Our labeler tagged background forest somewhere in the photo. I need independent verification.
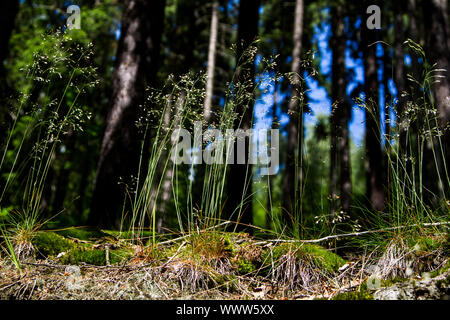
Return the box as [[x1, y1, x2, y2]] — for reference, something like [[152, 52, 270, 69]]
[[0, 0, 449, 300]]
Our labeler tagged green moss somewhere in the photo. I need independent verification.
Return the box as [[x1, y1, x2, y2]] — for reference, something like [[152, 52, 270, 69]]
[[380, 276, 409, 287], [33, 232, 75, 256], [332, 290, 374, 300], [60, 248, 106, 265], [301, 244, 346, 273], [32, 231, 131, 265], [55, 228, 106, 241], [103, 230, 155, 240], [263, 243, 346, 274], [236, 258, 256, 274]]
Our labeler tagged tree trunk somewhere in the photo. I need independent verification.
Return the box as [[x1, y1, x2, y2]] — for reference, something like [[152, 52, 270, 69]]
[[89, 0, 166, 228], [203, 0, 219, 123], [282, 0, 304, 225], [0, 0, 19, 76], [266, 75, 278, 230], [52, 132, 76, 214], [394, 0, 407, 153], [0, 0, 20, 128], [330, 4, 351, 216], [423, 0, 450, 197], [227, 0, 260, 231], [362, 4, 385, 212]]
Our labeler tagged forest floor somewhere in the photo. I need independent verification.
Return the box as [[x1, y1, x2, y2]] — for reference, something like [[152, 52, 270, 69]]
[[0, 227, 449, 300]]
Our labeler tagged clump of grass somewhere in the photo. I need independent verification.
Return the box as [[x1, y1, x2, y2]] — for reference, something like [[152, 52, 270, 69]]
[[166, 259, 222, 293], [0, 31, 97, 267], [175, 231, 234, 275], [368, 232, 448, 281], [262, 242, 345, 292], [0, 226, 21, 272]]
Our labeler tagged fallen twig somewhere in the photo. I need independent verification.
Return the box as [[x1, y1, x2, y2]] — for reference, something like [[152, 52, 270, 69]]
[[253, 221, 450, 245]]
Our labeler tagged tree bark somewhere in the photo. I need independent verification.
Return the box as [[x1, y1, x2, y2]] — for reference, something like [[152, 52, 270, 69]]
[[362, 4, 385, 212], [203, 0, 219, 123], [330, 4, 351, 215], [89, 0, 166, 228], [423, 0, 450, 192], [0, 0, 19, 76], [282, 0, 304, 225], [227, 0, 260, 231], [0, 0, 20, 128], [394, 0, 406, 130], [267, 75, 278, 230]]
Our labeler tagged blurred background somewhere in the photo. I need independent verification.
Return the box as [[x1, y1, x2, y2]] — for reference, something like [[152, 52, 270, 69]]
[[0, 0, 448, 238]]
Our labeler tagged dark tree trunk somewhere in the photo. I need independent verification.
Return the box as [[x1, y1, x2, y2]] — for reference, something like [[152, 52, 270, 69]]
[[330, 4, 351, 215], [394, 0, 407, 153], [361, 4, 385, 212], [52, 133, 76, 214], [423, 0, 450, 199], [227, 0, 260, 231], [0, 0, 20, 128], [383, 48, 392, 205], [0, 0, 19, 76], [282, 0, 304, 226], [266, 75, 278, 230], [89, 0, 166, 228]]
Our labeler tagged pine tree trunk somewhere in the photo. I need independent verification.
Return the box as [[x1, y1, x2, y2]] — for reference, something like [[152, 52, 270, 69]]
[[0, 0, 19, 76], [423, 0, 450, 196], [362, 5, 385, 212], [282, 0, 304, 225], [226, 0, 260, 231], [266, 76, 278, 230], [394, 0, 407, 153], [330, 4, 351, 215], [0, 0, 20, 128], [89, 0, 165, 228], [203, 0, 219, 123]]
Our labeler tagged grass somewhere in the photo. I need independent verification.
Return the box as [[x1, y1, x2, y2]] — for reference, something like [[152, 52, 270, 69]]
[[0, 33, 448, 299], [0, 31, 96, 270]]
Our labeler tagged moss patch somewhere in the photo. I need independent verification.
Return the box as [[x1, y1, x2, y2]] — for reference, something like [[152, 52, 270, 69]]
[[332, 290, 374, 300], [32, 231, 131, 266], [332, 283, 374, 300], [263, 243, 346, 274], [33, 232, 74, 256], [54, 228, 107, 241], [236, 258, 256, 274]]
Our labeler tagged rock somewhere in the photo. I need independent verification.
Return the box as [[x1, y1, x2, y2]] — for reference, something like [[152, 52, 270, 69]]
[[374, 271, 450, 300]]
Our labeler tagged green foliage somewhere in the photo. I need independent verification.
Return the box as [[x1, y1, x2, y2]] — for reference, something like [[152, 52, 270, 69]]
[[332, 290, 374, 300], [236, 258, 256, 274], [55, 227, 107, 241], [263, 242, 345, 274], [33, 232, 74, 256], [31, 231, 131, 265], [0, 225, 21, 272]]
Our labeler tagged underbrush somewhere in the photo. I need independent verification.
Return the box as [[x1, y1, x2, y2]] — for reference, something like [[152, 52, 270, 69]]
[[0, 225, 448, 299]]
